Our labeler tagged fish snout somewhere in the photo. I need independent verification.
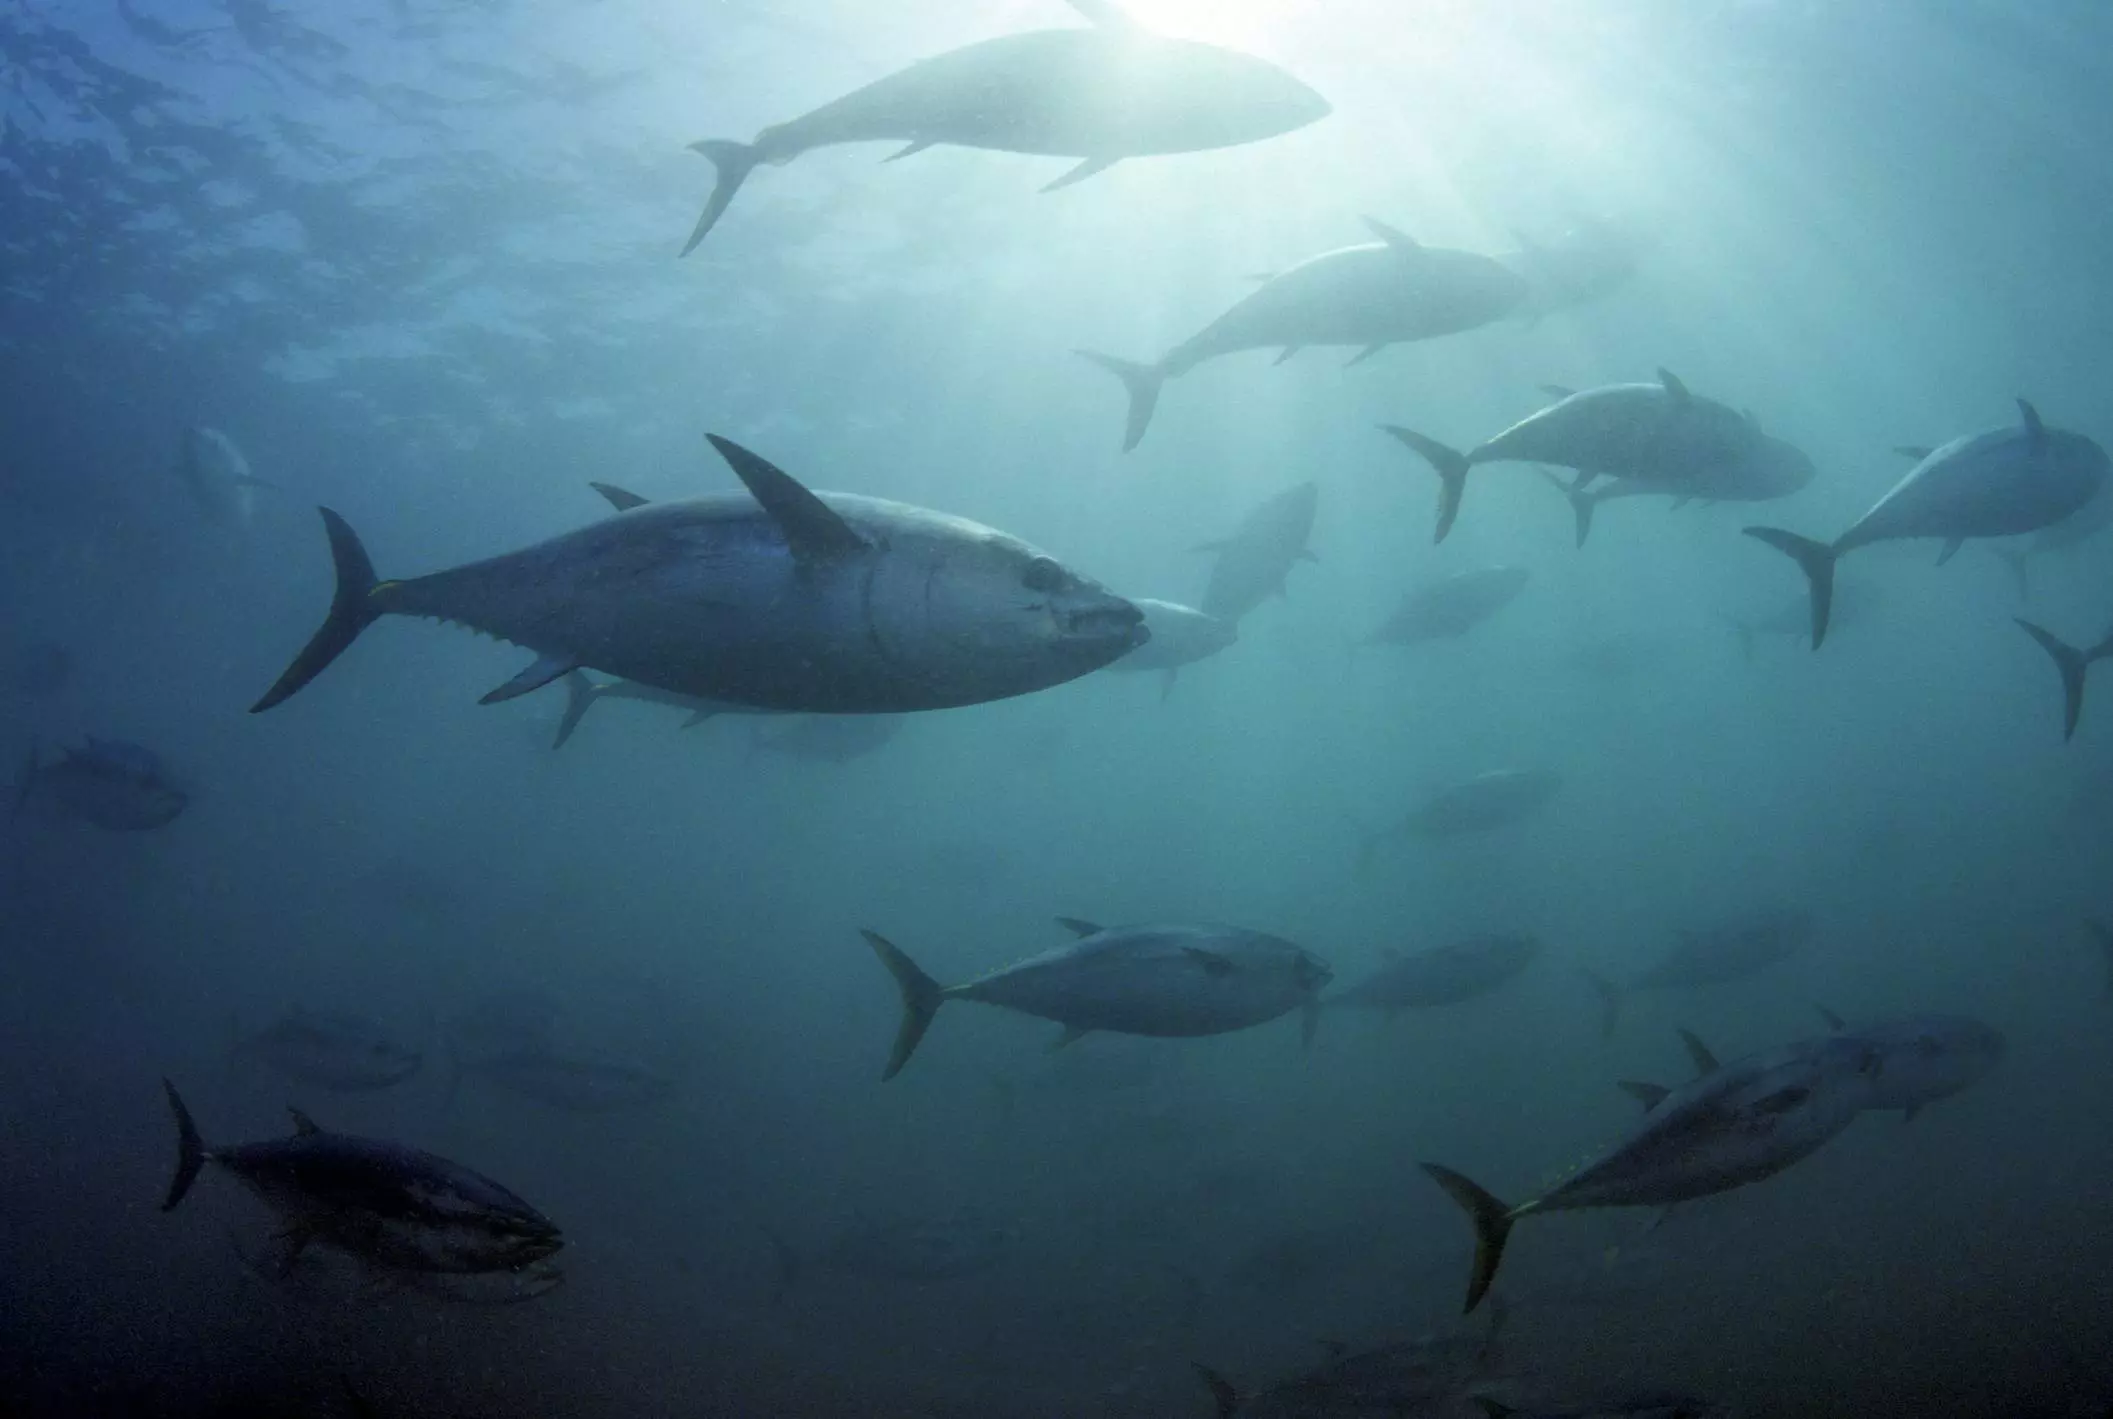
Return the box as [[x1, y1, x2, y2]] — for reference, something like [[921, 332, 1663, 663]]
[[1065, 595, 1148, 650]]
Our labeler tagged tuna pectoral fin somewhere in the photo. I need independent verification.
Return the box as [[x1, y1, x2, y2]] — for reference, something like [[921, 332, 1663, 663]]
[[1580, 967, 1623, 1040], [1040, 155, 1117, 192], [1075, 350, 1166, 453], [1379, 425, 1473, 544], [1617, 1079, 1671, 1110], [2016, 619, 2093, 741], [479, 652, 582, 706], [679, 139, 760, 257], [553, 672, 598, 750], [250, 507, 382, 713], [1420, 1163, 1516, 1315], [1192, 1364, 1242, 1419], [1742, 527, 1839, 649], [860, 929, 948, 1081], [160, 1078, 208, 1212]]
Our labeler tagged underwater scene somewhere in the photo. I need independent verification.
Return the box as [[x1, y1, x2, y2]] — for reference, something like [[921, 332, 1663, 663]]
[[3, 1, 2113, 1414]]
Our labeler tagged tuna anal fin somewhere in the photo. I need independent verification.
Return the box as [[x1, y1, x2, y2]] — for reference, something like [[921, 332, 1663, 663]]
[[479, 652, 582, 706], [1041, 156, 1117, 192], [707, 434, 868, 562]]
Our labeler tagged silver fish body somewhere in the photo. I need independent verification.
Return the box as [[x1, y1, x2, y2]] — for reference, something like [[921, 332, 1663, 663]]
[[1198, 481, 1319, 624], [234, 1009, 423, 1092], [1363, 566, 1530, 646]]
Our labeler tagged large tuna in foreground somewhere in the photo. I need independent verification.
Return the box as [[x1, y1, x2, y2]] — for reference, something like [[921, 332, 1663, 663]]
[[679, 0, 1328, 253], [251, 435, 1144, 716]]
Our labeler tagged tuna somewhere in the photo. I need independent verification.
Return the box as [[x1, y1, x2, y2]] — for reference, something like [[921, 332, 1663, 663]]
[[1195, 1310, 1505, 1418], [12, 738, 189, 831], [1422, 1030, 1883, 1311], [1357, 769, 1563, 873], [1324, 934, 1541, 1016], [250, 434, 1144, 716], [1584, 907, 1813, 1037], [1383, 371, 1765, 542], [232, 1009, 424, 1092], [1500, 220, 1648, 318], [2012, 616, 2113, 742], [176, 426, 275, 528], [1079, 220, 1527, 450], [1539, 423, 1816, 547], [160, 1080, 562, 1279], [678, 0, 1328, 253], [1745, 399, 2109, 646], [1101, 597, 1239, 698], [861, 917, 1332, 1080], [452, 1045, 676, 1113], [1360, 566, 1530, 647], [1196, 481, 1320, 624]]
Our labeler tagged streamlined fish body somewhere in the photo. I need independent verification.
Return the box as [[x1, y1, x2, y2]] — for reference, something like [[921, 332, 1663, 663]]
[[1363, 566, 1530, 647], [250, 436, 1143, 717], [1326, 934, 1541, 1013], [233, 1009, 423, 1092], [1197, 481, 1319, 624]]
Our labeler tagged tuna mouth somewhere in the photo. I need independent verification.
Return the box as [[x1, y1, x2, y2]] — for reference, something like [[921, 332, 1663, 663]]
[[1067, 601, 1148, 645]]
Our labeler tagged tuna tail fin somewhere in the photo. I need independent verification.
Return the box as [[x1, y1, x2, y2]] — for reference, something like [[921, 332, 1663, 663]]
[[1534, 467, 1597, 547], [1989, 544, 2032, 601], [2015, 619, 2093, 741], [1741, 527, 1838, 648], [2086, 919, 2113, 1003], [250, 508, 382, 713], [1075, 351, 1165, 453], [679, 139, 760, 256], [1420, 1163, 1516, 1314], [553, 672, 598, 751], [1191, 1364, 1241, 1419], [1379, 425, 1472, 544], [860, 929, 948, 1081], [1580, 967, 1623, 1040], [160, 1078, 208, 1212]]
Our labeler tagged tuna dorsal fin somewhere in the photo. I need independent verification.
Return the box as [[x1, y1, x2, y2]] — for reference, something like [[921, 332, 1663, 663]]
[[1815, 1003, 1848, 1032], [2018, 397, 2045, 446], [1361, 217, 1422, 252], [590, 481, 650, 511], [1183, 946, 1236, 977], [288, 1107, 322, 1136], [1935, 537, 1965, 566], [1676, 1028, 1720, 1077], [1538, 383, 1577, 400], [1893, 444, 1934, 460], [478, 651, 582, 706], [1055, 916, 1103, 937], [1657, 368, 1690, 404], [1064, 0, 1140, 28], [1617, 1079, 1671, 1110], [1050, 1024, 1092, 1051], [705, 435, 868, 563]]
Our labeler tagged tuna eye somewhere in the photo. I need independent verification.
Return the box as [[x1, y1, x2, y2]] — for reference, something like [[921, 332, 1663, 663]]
[[1021, 557, 1065, 593]]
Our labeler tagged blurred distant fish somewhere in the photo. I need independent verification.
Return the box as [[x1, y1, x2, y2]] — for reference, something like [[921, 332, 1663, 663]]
[[1501, 220, 1648, 318], [177, 426, 275, 528], [1421, 1030, 1882, 1311], [1584, 907, 1813, 1036], [160, 1080, 562, 1281], [678, 0, 1328, 253], [2, 640, 71, 698], [1079, 220, 1526, 450], [1746, 399, 2108, 647], [861, 917, 1332, 1080], [1222, 1220, 1369, 1296], [251, 434, 1143, 716], [553, 669, 759, 750], [446, 990, 563, 1062], [752, 713, 904, 764], [12, 738, 189, 830], [232, 1008, 423, 1092], [453, 1044, 676, 1113], [1360, 566, 1530, 648], [1322, 934, 1541, 1023], [1984, 476, 2113, 598], [1809, 1007, 2004, 1121], [1384, 371, 1768, 542], [2012, 614, 2113, 742], [1196, 481, 1319, 625], [1357, 769, 1563, 873], [1102, 598, 1238, 698], [1725, 580, 1884, 661], [1195, 1307, 1504, 1417], [769, 1215, 1017, 1286]]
